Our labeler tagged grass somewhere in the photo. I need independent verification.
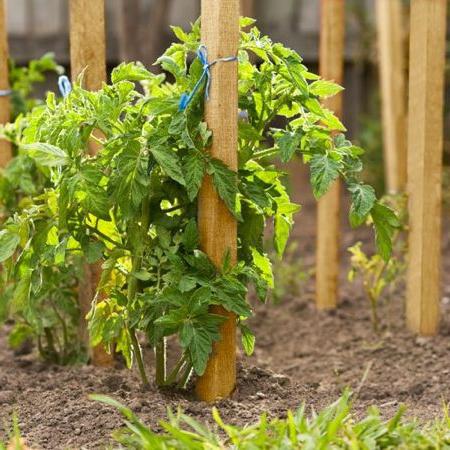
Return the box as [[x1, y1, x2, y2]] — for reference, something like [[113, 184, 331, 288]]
[[91, 391, 450, 449]]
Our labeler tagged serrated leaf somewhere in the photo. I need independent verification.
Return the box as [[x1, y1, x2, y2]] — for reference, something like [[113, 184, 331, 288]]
[[182, 219, 199, 251], [309, 79, 344, 98], [150, 146, 185, 186], [111, 62, 152, 83], [348, 183, 376, 227], [0, 230, 20, 263], [21, 143, 69, 167], [310, 154, 340, 198], [370, 202, 399, 261], [208, 159, 237, 215], [183, 151, 206, 201], [251, 248, 274, 288], [275, 131, 301, 163], [240, 324, 255, 356]]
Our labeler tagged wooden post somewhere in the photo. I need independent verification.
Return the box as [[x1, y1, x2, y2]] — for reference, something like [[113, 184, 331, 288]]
[[315, 0, 345, 310], [240, 0, 254, 17], [0, 0, 11, 168], [406, 0, 447, 336], [69, 0, 112, 366], [196, 0, 239, 402], [376, 0, 407, 194]]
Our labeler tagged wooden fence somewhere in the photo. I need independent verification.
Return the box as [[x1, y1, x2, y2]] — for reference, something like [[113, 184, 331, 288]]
[[0, 0, 448, 400]]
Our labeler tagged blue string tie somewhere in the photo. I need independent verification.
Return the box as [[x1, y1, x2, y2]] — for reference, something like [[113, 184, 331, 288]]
[[0, 89, 12, 97], [58, 75, 72, 98], [179, 44, 237, 111]]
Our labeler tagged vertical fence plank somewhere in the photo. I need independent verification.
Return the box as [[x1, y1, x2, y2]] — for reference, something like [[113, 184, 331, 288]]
[[406, 0, 447, 336], [0, 0, 11, 168], [196, 0, 239, 402], [315, 0, 345, 310], [376, 0, 407, 194], [69, 0, 112, 366]]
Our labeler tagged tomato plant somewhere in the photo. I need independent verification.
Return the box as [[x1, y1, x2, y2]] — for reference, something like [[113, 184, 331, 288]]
[[0, 19, 398, 385]]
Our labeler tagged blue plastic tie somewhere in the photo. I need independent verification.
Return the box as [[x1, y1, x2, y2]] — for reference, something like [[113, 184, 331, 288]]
[[58, 75, 72, 98], [0, 89, 12, 97], [179, 45, 237, 111]]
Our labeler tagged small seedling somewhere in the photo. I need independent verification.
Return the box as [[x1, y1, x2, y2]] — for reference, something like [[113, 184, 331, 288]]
[[348, 194, 407, 332]]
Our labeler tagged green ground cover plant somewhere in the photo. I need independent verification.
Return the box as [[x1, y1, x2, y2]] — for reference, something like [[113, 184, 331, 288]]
[[0, 19, 398, 386], [93, 392, 450, 449]]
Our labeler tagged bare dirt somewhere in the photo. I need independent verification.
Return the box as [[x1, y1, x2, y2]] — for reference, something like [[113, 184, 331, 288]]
[[1, 167, 450, 449]]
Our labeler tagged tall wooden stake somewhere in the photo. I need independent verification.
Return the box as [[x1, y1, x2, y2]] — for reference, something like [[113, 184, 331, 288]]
[[69, 0, 112, 366], [316, 0, 345, 310], [0, 0, 11, 168], [406, 0, 447, 336], [376, 0, 407, 194], [196, 0, 239, 402], [240, 0, 254, 17]]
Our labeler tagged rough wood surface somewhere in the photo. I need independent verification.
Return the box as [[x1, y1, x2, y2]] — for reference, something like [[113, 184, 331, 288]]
[[0, 0, 11, 167], [406, 0, 447, 336], [240, 0, 254, 16], [376, 0, 407, 193], [315, 0, 345, 310], [69, 0, 106, 90], [69, 0, 112, 366], [196, 0, 239, 402]]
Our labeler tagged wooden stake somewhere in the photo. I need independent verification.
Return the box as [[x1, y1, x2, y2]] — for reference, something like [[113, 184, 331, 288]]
[[376, 0, 407, 193], [70, 0, 106, 91], [406, 0, 447, 336], [315, 0, 345, 310], [0, 0, 11, 168], [240, 0, 254, 17], [69, 0, 112, 366], [196, 0, 239, 402]]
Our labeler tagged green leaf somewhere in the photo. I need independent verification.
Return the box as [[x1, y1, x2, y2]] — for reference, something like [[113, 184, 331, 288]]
[[84, 241, 105, 264], [0, 230, 20, 263], [348, 184, 376, 227], [208, 159, 237, 215], [186, 326, 214, 376], [111, 62, 152, 83], [150, 146, 185, 186], [275, 131, 301, 163], [370, 202, 399, 261], [20, 143, 69, 167], [309, 79, 344, 98], [274, 214, 291, 257], [251, 248, 274, 288], [240, 324, 255, 356], [183, 151, 206, 201], [310, 154, 340, 198], [182, 219, 199, 252]]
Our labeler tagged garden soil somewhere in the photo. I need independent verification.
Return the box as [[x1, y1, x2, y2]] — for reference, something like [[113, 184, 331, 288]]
[[1, 166, 450, 449]]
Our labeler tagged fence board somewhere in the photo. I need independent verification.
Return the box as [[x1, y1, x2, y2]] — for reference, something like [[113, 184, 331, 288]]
[[315, 0, 345, 310], [406, 0, 447, 336], [196, 0, 239, 402]]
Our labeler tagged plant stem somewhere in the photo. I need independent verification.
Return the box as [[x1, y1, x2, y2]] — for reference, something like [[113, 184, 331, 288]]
[[126, 196, 151, 385], [130, 329, 149, 385]]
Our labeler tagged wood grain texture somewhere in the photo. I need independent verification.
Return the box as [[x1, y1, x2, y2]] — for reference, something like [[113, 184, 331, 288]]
[[406, 0, 447, 336], [376, 0, 407, 194], [315, 0, 345, 310], [69, 0, 112, 366], [240, 0, 254, 17], [196, 0, 239, 402], [69, 0, 106, 91], [0, 0, 11, 168]]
